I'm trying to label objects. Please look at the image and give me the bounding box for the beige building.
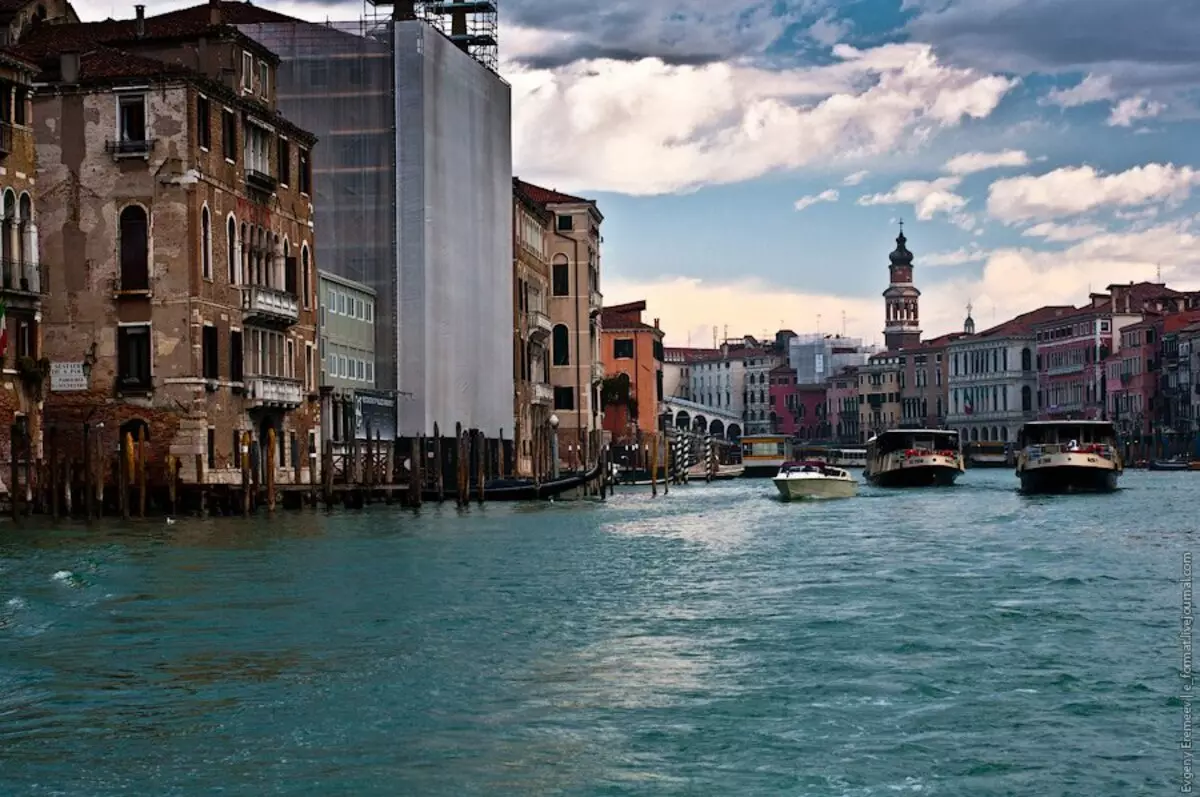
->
[22,7,321,488]
[858,353,903,441]
[514,179,603,467]
[512,178,553,477]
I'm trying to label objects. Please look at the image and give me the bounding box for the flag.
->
[964,392,974,415]
[0,296,9,360]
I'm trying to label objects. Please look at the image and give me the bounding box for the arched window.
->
[1021,347,1032,371]
[301,244,311,309]
[552,255,569,296]
[227,215,238,284]
[970,427,979,442]
[119,418,150,444]
[17,192,30,267]
[119,205,149,291]
[200,205,212,279]
[1021,385,1032,412]
[552,324,570,366]
[1,190,13,287]
[240,222,248,284]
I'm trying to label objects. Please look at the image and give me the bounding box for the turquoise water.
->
[0,469,1189,795]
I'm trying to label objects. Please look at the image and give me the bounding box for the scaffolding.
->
[366,0,498,73]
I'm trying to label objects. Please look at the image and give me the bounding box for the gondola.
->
[421,460,604,502]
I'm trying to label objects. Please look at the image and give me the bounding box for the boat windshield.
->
[874,431,959,455]
[1020,423,1117,447]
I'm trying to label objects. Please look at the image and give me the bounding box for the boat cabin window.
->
[1020,424,1116,446]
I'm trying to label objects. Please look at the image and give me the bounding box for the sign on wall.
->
[50,362,88,392]
[354,390,397,440]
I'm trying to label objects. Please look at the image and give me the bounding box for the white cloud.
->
[987,163,1200,223]
[794,189,839,211]
[858,176,975,229]
[510,42,1016,195]
[1107,96,1165,127]
[1041,73,1114,108]
[942,149,1030,175]
[842,170,870,186]
[807,13,851,47]
[1021,221,1105,242]
[923,244,990,267]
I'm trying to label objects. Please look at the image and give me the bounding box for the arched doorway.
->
[693,415,707,434]
[675,410,690,429]
[709,419,725,438]
[119,418,149,446]
[727,424,741,441]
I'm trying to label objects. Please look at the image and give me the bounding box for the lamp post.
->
[549,413,560,480]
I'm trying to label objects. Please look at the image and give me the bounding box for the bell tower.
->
[883,222,922,350]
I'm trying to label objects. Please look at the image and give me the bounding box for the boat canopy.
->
[870,429,959,454]
[1018,420,1117,447]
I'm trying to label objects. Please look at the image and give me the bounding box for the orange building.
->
[600,301,665,441]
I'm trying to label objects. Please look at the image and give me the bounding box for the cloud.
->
[842,170,870,186]
[1021,221,1105,242]
[510,42,1016,195]
[923,244,990,267]
[1107,95,1166,127]
[858,177,975,230]
[987,163,1200,223]
[907,0,1200,95]
[1041,73,1114,107]
[496,0,813,67]
[807,13,852,47]
[794,189,839,211]
[942,149,1030,175]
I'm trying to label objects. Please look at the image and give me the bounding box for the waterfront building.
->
[826,367,860,444]
[22,13,321,485]
[0,0,77,45]
[947,305,1072,444]
[599,301,664,442]
[319,272,376,392]
[0,49,44,478]
[744,347,786,435]
[689,346,748,423]
[858,354,902,441]
[512,178,553,476]
[219,0,513,436]
[768,365,828,440]
[514,180,604,462]
[1034,283,1181,422]
[662,347,717,402]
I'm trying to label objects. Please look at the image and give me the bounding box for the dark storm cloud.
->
[501,0,824,67]
[908,0,1200,88]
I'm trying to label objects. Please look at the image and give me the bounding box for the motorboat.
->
[772,460,857,501]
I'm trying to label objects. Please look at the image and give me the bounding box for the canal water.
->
[0,469,1189,795]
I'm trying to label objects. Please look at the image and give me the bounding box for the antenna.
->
[1157,263,1163,283]
[817,313,822,334]
[712,326,717,349]
[842,310,847,337]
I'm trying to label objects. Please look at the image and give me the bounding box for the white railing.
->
[527,308,552,336]
[243,285,299,323]
[1046,363,1085,376]
[247,375,303,407]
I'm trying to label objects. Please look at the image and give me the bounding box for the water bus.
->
[964,440,1012,468]
[773,461,857,501]
[1015,420,1122,493]
[827,447,867,468]
[740,434,792,478]
[864,429,965,487]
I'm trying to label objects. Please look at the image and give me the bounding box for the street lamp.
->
[549,413,560,480]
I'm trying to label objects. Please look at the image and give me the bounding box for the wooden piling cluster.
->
[2,419,613,520]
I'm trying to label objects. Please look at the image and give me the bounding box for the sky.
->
[78,0,1200,347]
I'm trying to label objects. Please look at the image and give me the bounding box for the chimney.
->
[653,317,660,329]
[135,4,145,37]
[60,51,80,83]
[209,0,222,26]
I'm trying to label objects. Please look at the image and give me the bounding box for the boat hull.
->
[1149,461,1189,471]
[773,476,857,500]
[743,463,784,478]
[1018,465,1119,493]
[866,464,962,488]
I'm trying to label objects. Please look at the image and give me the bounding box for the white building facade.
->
[945,332,1038,444]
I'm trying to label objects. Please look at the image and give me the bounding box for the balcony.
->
[242,285,299,326]
[246,376,303,408]
[245,168,278,197]
[526,308,552,340]
[531,382,553,405]
[0,260,45,299]
[1046,363,1085,376]
[105,138,154,159]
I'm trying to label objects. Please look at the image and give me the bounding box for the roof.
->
[601,301,662,334]
[512,178,554,223]
[62,46,196,83]
[769,364,793,376]
[970,305,1078,339]
[663,347,719,363]
[150,1,302,27]
[15,5,280,64]
[1164,311,1200,334]
[513,177,594,207]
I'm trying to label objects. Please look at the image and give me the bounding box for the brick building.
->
[0,48,43,481]
[21,9,320,487]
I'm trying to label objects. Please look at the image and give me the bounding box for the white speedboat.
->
[773,461,857,501]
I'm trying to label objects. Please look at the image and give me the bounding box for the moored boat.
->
[740,434,792,478]
[1149,457,1189,471]
[864,429,964,487]
[772,461,857,501]
[1015,420,1122,493]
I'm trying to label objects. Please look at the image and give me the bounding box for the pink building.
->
[769,365,828,440]
[1107,311,1200,448]
[827,367,860,444]
[1037,282,1192,420]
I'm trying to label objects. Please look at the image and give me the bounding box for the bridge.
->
[663,397,742,441]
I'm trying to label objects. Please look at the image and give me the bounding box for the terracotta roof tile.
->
[972,305,1078,338]
[513,177,594,206]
